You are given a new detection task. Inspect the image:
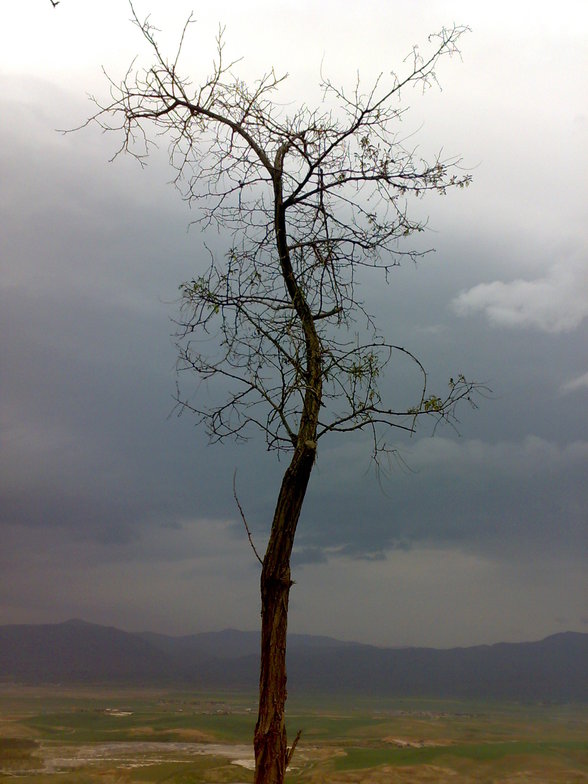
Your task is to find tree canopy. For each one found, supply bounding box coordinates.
[87,14,476,461]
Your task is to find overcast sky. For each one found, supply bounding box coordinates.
[1,0,587,648]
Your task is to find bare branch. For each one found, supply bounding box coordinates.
[233,470,263,565]
[285,729,302,767]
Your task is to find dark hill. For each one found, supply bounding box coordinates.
[0,620,586,701]
[138,628,354,662]
[286,631,588,701]
[0,619,170,683]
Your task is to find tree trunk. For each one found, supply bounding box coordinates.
[253,439,317,784]
[253,151,322,784]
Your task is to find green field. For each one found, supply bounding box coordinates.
[1,685,587,782]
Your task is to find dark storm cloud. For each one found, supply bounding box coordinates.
[291,547,328,567]
[0,277,245,544]
[0,80,233,550]
[291,435,588,562]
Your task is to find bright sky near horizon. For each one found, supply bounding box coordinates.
[1,0,587,647]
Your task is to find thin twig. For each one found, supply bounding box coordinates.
[286,729,302,767]
[233,470,263,565]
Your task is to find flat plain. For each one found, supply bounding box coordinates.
[1,685,587,783]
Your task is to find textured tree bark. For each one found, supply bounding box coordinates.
[253,441,316,784]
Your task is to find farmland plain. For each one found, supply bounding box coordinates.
[1,685,587,782]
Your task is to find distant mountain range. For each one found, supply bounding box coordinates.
[0,619,586,701]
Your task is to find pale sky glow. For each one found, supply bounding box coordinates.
[1,0,587,647]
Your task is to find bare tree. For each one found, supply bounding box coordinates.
[83,10,480,783]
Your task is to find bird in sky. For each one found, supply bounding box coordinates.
[50,0,60,7]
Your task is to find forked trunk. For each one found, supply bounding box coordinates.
[253,440,317,784]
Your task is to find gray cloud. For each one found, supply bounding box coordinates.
[289,546,587,648]
[561,371,588,394]
[452,253,588,333]
[293,435,588,562]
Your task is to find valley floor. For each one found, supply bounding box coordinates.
[1,685,587,782]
